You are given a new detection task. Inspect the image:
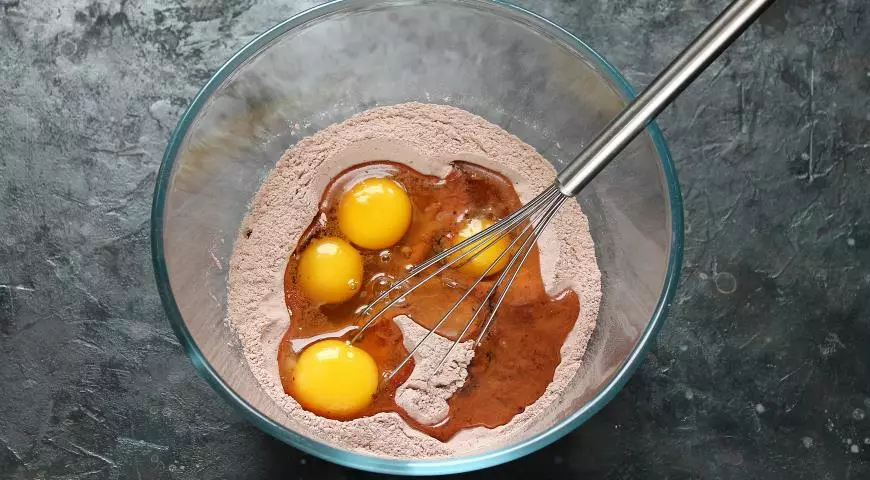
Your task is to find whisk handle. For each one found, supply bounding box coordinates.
[556,0,774,196]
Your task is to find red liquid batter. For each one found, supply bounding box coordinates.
[278,161,579,441]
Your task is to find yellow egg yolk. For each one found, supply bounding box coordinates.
[292,339,379,418]
[297,237,363,304]
[452,218,511,277]
[338,177,412,250]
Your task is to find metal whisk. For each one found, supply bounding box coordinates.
[352,0,774,379]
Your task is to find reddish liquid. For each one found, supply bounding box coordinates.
[278,161,579,441]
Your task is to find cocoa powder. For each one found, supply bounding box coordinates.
[227,103,601,458]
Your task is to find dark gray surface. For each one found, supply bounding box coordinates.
[1,0,868,478]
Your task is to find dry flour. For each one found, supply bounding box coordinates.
[227,103,601,458]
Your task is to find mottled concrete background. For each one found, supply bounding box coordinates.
[1,0,869,478]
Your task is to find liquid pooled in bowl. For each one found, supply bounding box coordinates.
[278,160,579,441]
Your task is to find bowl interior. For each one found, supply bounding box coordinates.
[153,0,681,474]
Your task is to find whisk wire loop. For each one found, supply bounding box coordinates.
[384,188,566,379]
[429,193,567,375]
[350,183,560,344]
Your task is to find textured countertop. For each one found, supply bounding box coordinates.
[1,0,869,478]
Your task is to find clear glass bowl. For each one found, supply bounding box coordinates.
[151,0,683,474]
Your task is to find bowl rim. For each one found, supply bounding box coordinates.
[150,0,684,475]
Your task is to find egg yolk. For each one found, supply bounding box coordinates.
[452,218,511,277]
[338,177,412,250]
[297,237,363,304]
[292,339,379,418]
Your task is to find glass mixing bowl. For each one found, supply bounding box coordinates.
[151,0,683,474]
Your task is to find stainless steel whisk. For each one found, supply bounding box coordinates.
[352,0,774,379]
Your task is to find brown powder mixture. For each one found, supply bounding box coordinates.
[227,103,601,458]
